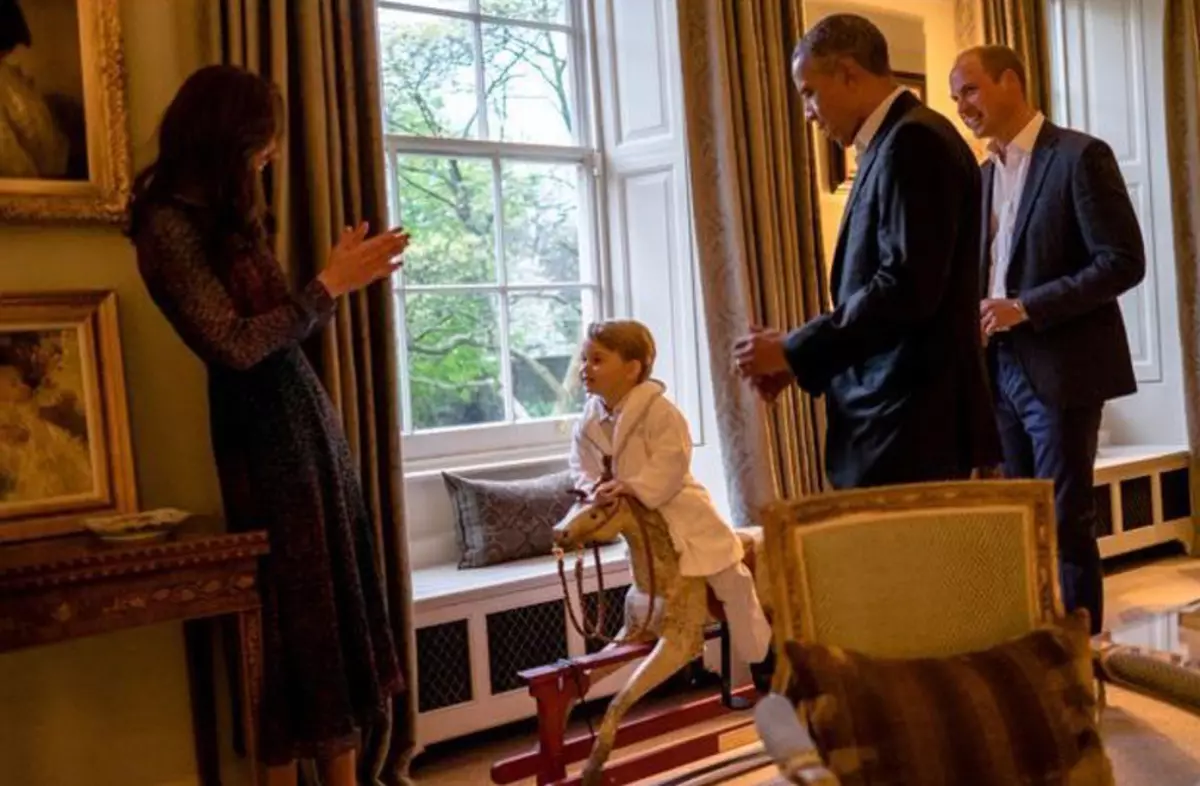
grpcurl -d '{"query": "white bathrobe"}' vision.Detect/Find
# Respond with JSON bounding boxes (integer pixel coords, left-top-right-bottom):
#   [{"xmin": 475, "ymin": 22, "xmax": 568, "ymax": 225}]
[{"xmin": 569, "ymin": 380, "xmax": 744, "ymax": 578}]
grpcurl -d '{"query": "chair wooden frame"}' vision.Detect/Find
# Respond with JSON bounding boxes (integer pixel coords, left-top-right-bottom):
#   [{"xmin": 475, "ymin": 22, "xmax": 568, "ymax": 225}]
[{"xmin": 763, "ymin": 479, "xmax": 1062, "ymax": 695}]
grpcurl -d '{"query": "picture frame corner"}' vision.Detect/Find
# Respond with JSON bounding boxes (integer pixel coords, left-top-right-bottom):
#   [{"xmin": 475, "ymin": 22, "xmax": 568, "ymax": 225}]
[
  {"xmin": 0, "ymin": 288, "xmax": 137, "ymax": 543},
  {"xmin": 0, "ymin": 0, "xmax": 134, "ymax": 225}
]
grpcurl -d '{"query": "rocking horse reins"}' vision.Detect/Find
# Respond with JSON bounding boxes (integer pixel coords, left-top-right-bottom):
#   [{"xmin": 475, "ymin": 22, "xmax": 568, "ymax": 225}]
[
  {"xmin": 554, "ymin": 498, "xmax": 658, "ymax": 645},
  {"xmin": 555, "ymin": 448, "xmax": 659, "ymax": 646}
]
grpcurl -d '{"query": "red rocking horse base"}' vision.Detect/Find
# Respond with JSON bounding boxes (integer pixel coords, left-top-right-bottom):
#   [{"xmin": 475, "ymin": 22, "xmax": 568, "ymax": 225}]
[{"xmin": 490, "ymin": 624, "xmax": 760, "ymax": 786}]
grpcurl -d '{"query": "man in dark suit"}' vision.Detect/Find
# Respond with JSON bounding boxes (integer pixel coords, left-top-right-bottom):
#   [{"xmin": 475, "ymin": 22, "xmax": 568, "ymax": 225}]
[
  {"xmin": 950, "ymin": 46, "xmax": 1145, "ymax": 634},
  {"xmin": 734, "ymin": 14, "xmax": 999, "ymax": 490}
]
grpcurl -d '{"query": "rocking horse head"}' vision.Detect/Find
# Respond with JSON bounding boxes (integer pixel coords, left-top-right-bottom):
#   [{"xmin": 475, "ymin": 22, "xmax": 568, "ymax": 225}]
[{"xmin": 552, "ymin": 488, "xmax": 634, "ymax": 551}]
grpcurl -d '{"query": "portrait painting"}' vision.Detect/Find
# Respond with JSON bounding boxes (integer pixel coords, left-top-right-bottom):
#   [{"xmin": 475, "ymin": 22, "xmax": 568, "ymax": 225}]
[
  {"xmin": 0, "ymin": 291, "xmax": 136, "ymax": 542},
  {"xmin": 0, "ymin": 0, "xmax": 131, "ymax": 223},
  {"xmin": 826, "ymin": 71, "xmax": 928, "ymax": 193}
]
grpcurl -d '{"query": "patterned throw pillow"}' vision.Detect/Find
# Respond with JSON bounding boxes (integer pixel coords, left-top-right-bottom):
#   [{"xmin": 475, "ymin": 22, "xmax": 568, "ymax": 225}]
[
  {"xmin": 782, "ymin": 608, "xmax": 1114, "ymax": 786},
  {"xmin": 443, "ymin": 470, "xmax": 579, "ymax": 568}
]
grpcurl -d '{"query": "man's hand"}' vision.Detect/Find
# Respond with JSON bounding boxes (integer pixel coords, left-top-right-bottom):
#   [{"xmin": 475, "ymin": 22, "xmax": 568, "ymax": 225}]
[
  {"xmin": 750, "ymin": 371, "xmax": 793, "ymax": 403},
  {"xmin": 980, "ymin": 298, "xmax": 1028, "ymax": 338},
  {"xmin": 593, "ymin": 479, "xmax": 628, "ymax": 506},
  {"xmin": 734, "ymin": 327, "xmax": 790, "ymax": 378}
]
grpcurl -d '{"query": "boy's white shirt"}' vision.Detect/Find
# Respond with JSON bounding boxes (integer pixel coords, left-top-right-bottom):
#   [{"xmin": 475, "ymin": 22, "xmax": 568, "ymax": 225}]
[{"xmin": 569, "ymin": 379, "xmax": 744, "ymax": 577}]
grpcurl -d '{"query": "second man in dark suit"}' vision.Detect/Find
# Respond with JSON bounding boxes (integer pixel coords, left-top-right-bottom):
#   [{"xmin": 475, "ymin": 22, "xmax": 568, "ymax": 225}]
[
  {"xmin": 735, "ymin": 14, "xmax": 999, "ymax": 489},
  {"xmin": 950, "ymin": 46, "xmax": 1146, "ymax": 634}
]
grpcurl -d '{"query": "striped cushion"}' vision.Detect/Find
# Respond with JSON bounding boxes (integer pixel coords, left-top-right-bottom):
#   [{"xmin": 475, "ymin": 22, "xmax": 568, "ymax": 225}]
[{"xmin": 783, "ymin": 609, "xmax": 1113, "ymax": 786}]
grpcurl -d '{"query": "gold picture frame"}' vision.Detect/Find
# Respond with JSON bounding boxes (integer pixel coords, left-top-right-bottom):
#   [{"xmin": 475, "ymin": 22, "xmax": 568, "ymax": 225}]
[
  {"xmin": 826, "ymin": 71, "xmax": 927, "ymax": 194},
  {"xmin": 0, "ymin": 291, "xmax": 137, "ymax": 542},
  {"xmin": 0, "ymin": 0, "xmax": 132, "ymax": 223}
]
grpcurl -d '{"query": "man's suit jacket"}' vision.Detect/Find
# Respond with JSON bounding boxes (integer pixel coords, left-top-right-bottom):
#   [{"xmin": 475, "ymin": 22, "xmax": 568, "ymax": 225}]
[
  {"xmin": 784, "ymin": 90, "xmax": 1000, "ymax": 489},
  {"xmin": 981, "ymin": 121, "xmax": 1145, "ymax": 407}
]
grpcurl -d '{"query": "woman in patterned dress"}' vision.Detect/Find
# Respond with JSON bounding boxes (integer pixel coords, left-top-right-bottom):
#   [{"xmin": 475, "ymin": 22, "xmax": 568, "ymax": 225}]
[{"xmin": 127, "ymin": 65, "xmax": 409, "ymax": 786}]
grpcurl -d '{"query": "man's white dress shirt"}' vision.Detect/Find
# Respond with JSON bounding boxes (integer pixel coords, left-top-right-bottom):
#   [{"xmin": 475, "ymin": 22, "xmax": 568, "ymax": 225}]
[
  {"xmin": 987, "ymin": 112, "xmax": 1046, "ymax": 299},
  {"xmin": 853, "ymin": 85, "xmax": 908, "ymax": 157}
]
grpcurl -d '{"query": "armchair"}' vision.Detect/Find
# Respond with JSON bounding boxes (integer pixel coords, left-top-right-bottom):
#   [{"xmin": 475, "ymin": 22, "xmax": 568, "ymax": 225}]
[{"xmin": 751, "ymin": 479, "xmax": 1200, "ymax": 785}]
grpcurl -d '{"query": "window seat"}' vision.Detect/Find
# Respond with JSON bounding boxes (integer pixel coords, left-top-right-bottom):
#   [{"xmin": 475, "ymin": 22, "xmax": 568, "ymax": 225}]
[
  {"xmin": 412, "ymin": 542, "xmax": 629, "ymax": 614},
  {"xmin": 411, "ymin": 542, "xmax": 634, "ymax": 751},
  {"xmin": 408, "ymin": 444, "xmax": 1193, "ymax": 752},
  {"xmin": 1092, "ymin": 444, "xmax": 1193, "ymax": 560}
]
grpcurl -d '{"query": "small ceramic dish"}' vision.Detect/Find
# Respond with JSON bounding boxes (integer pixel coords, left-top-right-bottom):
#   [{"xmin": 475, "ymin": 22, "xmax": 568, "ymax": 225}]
[{"xmin": 82, "ymin": 508, "xmax": 192, "ymax": 543}]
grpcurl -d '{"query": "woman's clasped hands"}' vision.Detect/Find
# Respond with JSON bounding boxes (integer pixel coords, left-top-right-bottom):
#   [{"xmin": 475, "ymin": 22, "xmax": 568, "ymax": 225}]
[{"xmin": 318, "ymin": 222, "xmax": 410, "ymax": 297}]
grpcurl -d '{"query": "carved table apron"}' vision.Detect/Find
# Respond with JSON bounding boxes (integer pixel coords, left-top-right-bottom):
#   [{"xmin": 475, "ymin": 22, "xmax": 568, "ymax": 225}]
[{"xmin": 0, "ymin": 519, "xmax": 269, "ymax": 786}]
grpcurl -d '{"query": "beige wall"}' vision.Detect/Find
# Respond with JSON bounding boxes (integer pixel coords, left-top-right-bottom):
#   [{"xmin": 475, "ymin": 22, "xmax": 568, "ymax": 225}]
[
  {"xmin": 0, "ymin": 2, "xmax": 235, "ymax": 784},
  {"xmin": 803, "ymin": 0, "xmax": 981, "ymax": 269}
]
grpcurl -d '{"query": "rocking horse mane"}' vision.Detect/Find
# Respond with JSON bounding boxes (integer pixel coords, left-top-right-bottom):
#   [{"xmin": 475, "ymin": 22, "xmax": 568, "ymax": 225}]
[
  {"xmin": 612, "ymin": 495, "xmax": 673, "ymax": 545},
  {"xmin": 611, "ymin": 495, "xmax": 682, "ymax": 591}
]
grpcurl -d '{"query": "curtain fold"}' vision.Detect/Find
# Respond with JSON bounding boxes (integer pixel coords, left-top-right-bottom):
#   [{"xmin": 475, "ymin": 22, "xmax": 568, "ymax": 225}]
[
  {"xmin": 1164, "ymin": 0, "xmax": 1200, "ymax": 553},
  {"xmin": 218, "ymin": 2, "xmax": 417, "ymax": 783},
  {"xmin": 957, "ymin": 0, "xmax": 1053, "ymax": 114},
  {"xmin": 677, "ymin": 0, "xmax": 829, "ymax": 523}
]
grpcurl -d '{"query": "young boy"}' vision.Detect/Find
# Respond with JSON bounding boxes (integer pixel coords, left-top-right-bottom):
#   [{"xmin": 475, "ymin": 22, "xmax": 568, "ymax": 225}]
[{"xmin": 570, "ymin": 319, "xmax": 774, "ymax": 688}]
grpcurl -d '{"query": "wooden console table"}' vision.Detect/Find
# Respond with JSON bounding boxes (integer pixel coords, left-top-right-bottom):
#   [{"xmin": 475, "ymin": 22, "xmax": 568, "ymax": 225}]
[{"xmin": 0, "ymin": 518, "xmax": 269, "ymax": 785}]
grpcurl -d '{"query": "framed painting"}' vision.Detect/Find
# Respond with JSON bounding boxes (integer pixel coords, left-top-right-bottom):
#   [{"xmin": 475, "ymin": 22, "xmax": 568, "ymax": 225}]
[
  {"xmin": 826, "ymin": 70, "xmax": 927, "ymax": 193},
  {"xmin": 0, "ymin": 291, "xmax": 137, "ymax": 542},
  {"xmin": 0, "ymin": 0, "xmax": 132, "ymax": 223}
]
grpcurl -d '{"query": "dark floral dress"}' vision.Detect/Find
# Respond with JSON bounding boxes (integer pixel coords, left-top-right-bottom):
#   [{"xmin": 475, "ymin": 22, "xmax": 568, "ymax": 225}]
[{"xmin": 134, "ymin": 200, "xmax": 403, "ymax": 765}]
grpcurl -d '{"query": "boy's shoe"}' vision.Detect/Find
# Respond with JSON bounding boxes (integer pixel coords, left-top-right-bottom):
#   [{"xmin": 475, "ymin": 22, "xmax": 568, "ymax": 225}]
[{"xmin": 750, "ymin": 646, "xmax": 776, "ymax": 693}]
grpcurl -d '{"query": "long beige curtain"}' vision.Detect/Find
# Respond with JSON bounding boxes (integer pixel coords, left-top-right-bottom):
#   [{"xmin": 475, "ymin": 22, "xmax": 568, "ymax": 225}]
[
  {"xmin": 956, "ymin": 0, "xmax": 1053, "ymax": 113},
  {"xmin": 216, "ymin": 2, "xmax": 417, "ymax": 784},
  {"xmin": 677, "ymin": 0, "xmax": 829, "ymax": 524},
  {"xmin": 1164, "ymin": 0, "xmax": 1200, "ymax": 553}
]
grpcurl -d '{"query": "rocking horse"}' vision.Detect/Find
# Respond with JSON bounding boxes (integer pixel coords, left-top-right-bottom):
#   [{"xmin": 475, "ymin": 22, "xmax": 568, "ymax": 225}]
[{"xmin": 490, "ymin": 490, "xmax": 772, "ymax": 786}]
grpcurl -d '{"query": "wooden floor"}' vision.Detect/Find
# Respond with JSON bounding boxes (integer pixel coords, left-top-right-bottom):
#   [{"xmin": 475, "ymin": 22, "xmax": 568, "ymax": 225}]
[{"xmin": 410, "ymin": 682, "xmax": 757, "ymax": 785}]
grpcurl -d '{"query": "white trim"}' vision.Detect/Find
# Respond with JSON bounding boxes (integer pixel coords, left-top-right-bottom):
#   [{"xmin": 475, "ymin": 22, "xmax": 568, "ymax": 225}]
[
  {"xmin": 384, "ymin": 135, "xmax": 595, "ymax": 163},
  {"xmin": 400, "ymin": 281, "xmax": 597, "ymax": 294},
  {"xmin": 413, "ymin": 542, "xmax": 627, "ymax": 610},
  {"xmin": 381, "ymin": 0, "xmax": 608, "ymax": 460},
  {"xmin": 412, "ymin": 547, "xmax": 639, "ymax": 749},
  {"xmin": 378, "ymin": 0, "xmax": 574, "ymax": 36},
  {"xmin": 470, "ymin": 0, "xmax": 489, "ymax": 140},
  {"xmin": 582, "ymin": 0, "xmax": 614, "ymax": 316},
  {"xmin": 1093, "ymin": 444, "xmax": 1194, "ymax": 559},
  {"xmin": 403, "ymin": 416, "xmax": 576, "ymax": 466},
  {"xmin": 492, "ymin": 156, "xmax": 515, "ymax": 423},
  {"xmin": 404, "ymin": 448, "xmax": 569, "ymax": 481}
]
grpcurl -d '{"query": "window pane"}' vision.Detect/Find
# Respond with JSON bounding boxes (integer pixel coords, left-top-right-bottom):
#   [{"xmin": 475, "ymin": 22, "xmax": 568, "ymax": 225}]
[
  {"xmin": 396, "ymin": 155, "xmax": 496, "ymax": 285},
  {"xmin": 407, "ymin": 292, "xmax": 505, "ymax": 430},
  {"xmin": 482, "ymin": 25, "xmax": 574, "ymax": 145},
  {"xmin": 503, "ymin": 162, "xmax": 580, "ymax": 284},
  {"xmin": 379, "ymin": 9, "xmax": 479, "ymax": 139},
  {"xmin": 509, "ymin": 290, "xmax": 588, "ymax": 420},
  {"xmin": 398, "ymin": 0, "xmax": 472, "ymax": 11},
  {"xmin": 481, "ymin": 0, "xmax": 569, "ymax": 25}
]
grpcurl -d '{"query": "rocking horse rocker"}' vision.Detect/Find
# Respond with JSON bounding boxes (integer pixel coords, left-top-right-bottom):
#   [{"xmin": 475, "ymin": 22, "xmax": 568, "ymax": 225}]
[{"xmin": 490, "ymin": 490, "xmax": 774, "ymax": 786}]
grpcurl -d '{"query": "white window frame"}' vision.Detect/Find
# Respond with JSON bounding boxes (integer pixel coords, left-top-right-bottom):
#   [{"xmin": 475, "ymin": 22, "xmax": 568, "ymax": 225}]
[
  {"xmin": 1043, "ymin": 0, "xmax": 1186, "ymax": 446},
  {"xmin": 376, "ymin": 0, "xmax": 610, "ymax": 472}
]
